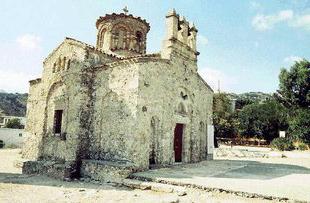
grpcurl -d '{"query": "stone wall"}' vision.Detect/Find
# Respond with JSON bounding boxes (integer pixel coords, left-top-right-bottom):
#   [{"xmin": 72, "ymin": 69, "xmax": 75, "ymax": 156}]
[
  {"xmin": 81, "ymin": 159, "xmax": 136, "ymax": 182},
  {"xmin": 89, "ymin": 60, "xmax": 140, "ymax": 163},
  {"xmin": 22, "ymin": 38, "xmax": 119, "ymax": 161},
  {"xmin": 135, "ymin": 56, "xmax": 213, "ymax": 167}
]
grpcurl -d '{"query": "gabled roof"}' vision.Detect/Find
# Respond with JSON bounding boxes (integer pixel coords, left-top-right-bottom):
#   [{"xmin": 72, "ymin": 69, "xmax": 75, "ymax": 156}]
[
  {"xmin": 43, "ymin": 37, "xmax": 122, "ymax": 65},
  {"xmin": 197, "ymin": 73, "xmax": 214, "ymax": 93}
]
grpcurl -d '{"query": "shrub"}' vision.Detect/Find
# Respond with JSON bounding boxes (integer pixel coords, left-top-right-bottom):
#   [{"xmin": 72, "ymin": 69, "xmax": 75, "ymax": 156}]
[
  {"xmin": 4, "ymin": 118, "xmax": 24, "ymax": 129},
  {"xmin": 0, "ymin": 140, "xmax": 5, "ymax": 148},
  {"xmin": 5, "ymin": 143, "xmax": 19, "ymax": 149},
  {"xmin": 288, "ymin": 108, "xmax": 310, "ymax": 144},
  {"xmin": 294, "ymin": 142, "xmax": 309, "ymax": 151},
  {"xmin": 298, "ymin": 143, "xmax": 308, "ymax": 151},
  {"xmin": 213, "ymin": 93, "xmax": 238, "ymax": 138},
  {"xmin": 238, "ymin": 99, "xmax": 288, "ymax": 142},
  {"xmin": 271, "ymin": 137, "xmax": 294, "ymax": 151}
]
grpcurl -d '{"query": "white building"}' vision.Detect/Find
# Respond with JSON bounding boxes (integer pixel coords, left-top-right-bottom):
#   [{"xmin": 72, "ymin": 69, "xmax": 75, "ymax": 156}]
[
  {"xmin": 0, "ymin": 128, "xmax": 24, "ymax": 148},
  {"xmin": 0, "ymin": 115, "xmax": 26, "ymax": 128}
]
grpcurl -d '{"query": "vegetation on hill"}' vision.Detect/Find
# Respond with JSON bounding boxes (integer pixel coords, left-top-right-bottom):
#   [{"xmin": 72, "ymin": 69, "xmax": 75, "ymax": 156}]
[
  {"xmin": 4, "ymin": 118, "xmax": 25, "ymax": 129},
  {"xmin": 213, "ymin": 93, "xmax": 238, "ymax": 139},
  {"xmin": 213, "ymin": 92, "xmax": 287, "ymax": 142},
  {"xmin": 0, "ymin": 93, "xmax": 28, "ymax": 117},
  {"xmin": 238, "ymin": 99, "xmax": 288, "ymax": 142},
  {"xmin": 213, "ymin": 59, "xmax": 310, "ymax": 150},
  {"xmin": 227, "ymin": 92, "xmax": 273, "ymax": 110}
]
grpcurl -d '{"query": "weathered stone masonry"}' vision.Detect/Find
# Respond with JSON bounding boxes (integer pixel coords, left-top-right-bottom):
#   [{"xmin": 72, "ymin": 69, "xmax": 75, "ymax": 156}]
[{"xmin": 22, "ymin": 9, "xmax": 214, "ymax": 181}]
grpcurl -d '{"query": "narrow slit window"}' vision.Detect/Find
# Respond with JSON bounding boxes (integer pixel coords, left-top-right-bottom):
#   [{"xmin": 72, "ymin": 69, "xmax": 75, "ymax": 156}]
[
  {"xmin": 136, "ymin": 31, "xmax": 142, "ymax": 43},
  {"xmin": 53, "ymin": 110, "xmax": 63, "ymax": 134}
]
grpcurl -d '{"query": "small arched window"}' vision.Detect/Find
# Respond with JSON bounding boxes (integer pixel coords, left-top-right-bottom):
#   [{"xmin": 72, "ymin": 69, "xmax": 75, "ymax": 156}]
[
  {"xmin": 177, "ymin": 102, "xmax": 187, "ymax": 115},
  {"xmin": 136, "ymin": 31, "xmax": 143, "ymax": 43},
  {"xmin": 100, "ymin": 29, "xmax": 106, "ymax": 47}
]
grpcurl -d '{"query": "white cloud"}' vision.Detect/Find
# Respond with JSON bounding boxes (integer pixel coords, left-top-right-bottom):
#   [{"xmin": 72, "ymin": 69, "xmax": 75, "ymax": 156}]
[
  {"xmin": 16, "ymin": 34, "xmax": 41, "ymax": 50},
  {"xmin": 198, "ymin": 67, "xmax": 238, "ymax": 92},
  {"xmin": 252, "ymin": 10, "xmax": 310, "ymax": 31},
  {"xmin": 197, "ymin": 34, "xmax": 209, "ymax": 46},
  {"xmin": 0, "ymin": 70, "xmax": 34, "ymax": 93},
  {"xmin": 284, "ymin": 55, "xmax": 303, "ymax": 64},
  {"xmin": 252, "ymin": 10, "xmax": 294, "ymax": 31},
  {"xmin": 291, "ymin": 14, "xmax": 310, "ymax": 30},
  {"xmin": 0, "ymin": 35, "xmax": 43, "ymax": 93}
]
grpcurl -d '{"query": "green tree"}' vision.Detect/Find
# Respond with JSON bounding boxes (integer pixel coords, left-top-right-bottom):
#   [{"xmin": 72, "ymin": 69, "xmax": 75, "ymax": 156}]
[
  {"xmin": 275, "ymin": 59, "xmax": 310, "ymax": 143},
  {"xmin": 276, "ymin": 59, "xmax": 310, "ymax": 108},
  {"xmin": 213, "ymin": 93, "xmax": 238, "ymax": 138},
  {"xmin": 235, "ymin": 98, "xmax": 254, "ymax": 110},
  {"xmin": 238, "ymin": 99, "xmax": 288, "ymax": 142},
  {"xmin": 288, "ymin": 109, "xmax": 310, "ymax": 144},
  {"xmin": 4, "ymin": 118, "xmax": 24, "ymax": 129}
]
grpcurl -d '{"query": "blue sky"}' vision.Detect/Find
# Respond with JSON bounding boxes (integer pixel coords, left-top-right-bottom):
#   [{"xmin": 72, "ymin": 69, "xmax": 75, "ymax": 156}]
[{"xmin": 0, "ymin": 0, "xmax": 309, "ymax": 93}]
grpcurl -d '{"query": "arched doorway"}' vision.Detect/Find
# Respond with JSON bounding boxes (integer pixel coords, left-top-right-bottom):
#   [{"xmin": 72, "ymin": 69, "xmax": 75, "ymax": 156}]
[{"xmin": 174, "ymin": 123, "xmax": 184, "ymax": 162}]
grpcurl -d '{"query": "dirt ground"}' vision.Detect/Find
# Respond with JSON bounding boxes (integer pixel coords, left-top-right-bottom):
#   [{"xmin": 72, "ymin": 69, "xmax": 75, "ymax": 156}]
[
  {"xmin": 134, "ymin": 157, "xmax": 310, "ymax": 202},
  {"xmin": 0, "ymin": 149, "xmax": 281, "ymax": 203}
]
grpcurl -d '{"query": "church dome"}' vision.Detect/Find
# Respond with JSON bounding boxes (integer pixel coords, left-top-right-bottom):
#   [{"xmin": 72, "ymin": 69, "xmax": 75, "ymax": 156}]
[{"xmin": 96, "ymin": 9, "xmax": 150, "ymax": 56}]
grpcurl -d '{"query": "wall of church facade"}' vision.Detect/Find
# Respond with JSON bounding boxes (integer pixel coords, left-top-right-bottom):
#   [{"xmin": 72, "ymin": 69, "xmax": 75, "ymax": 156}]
[
  {"xmin": 90, "ymin": 62, "xmax": 140, "ymax": 164},
  {"xmin": 135, "ymin": 57, "xmax": 213, "ymax": 168},
  {"xmin": 23, "ymin": 39, "xmax": 118, "ymax": 161},
  {"xmin": 23, "ymin": 40, "xmax": 213, "ymax": 173}
]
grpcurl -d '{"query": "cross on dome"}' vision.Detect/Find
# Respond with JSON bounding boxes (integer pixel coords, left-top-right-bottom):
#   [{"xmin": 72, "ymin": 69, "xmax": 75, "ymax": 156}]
[{"xmin": 123, "ymin": 6, "xmax": 129, "ymax": 14}]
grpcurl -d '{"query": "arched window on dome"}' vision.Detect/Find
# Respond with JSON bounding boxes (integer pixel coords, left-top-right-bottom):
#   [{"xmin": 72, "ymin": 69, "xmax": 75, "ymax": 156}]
[
  {"xmin": 98, "ymin": 28, "xmax": 106, "ymax": 48},
  {"xmin": 136, "ymin": 31, "xmax": 143, "ymax": 42},
  {"xmin": 136, "ymin": 31, "xmax": 143, "ymax": 52},
  {"xmin": 112, "ymin": 25, "xmax": 128, "ymax": 49}
]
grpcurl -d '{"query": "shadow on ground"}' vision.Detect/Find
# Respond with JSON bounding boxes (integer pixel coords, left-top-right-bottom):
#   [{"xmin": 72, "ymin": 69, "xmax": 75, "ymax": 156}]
[
  {"xmin": 0, "ymin": 148, "xmax": 132, "ymax": 191},
  {"xmin": 138, "ymin": 159, "xmax": 310, "ymax": 180},
  {"xmin": 0, "ymin": 172, "xmax": 131, "ymax": 191}
]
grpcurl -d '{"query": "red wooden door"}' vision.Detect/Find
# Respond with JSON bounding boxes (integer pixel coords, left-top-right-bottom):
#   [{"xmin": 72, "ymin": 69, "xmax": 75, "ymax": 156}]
[{"xmin": 174, "ymin": 124, "xmax": 184, "ymax": 162}]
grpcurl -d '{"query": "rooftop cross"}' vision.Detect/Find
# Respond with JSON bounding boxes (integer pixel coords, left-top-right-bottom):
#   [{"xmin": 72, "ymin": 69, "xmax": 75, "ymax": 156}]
[{"xmin": 123, "ymin": 6, "xmax": 129, "ymax": 15}]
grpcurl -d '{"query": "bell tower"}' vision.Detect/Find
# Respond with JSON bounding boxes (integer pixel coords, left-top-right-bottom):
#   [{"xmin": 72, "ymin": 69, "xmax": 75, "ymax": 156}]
[
  {"xmin": 96, "ymin": 8, "xmax": 150, "ymax": 57},
  {"xmin": 161, "ymin": 9, "xmax": 199, "ymax": 61}
]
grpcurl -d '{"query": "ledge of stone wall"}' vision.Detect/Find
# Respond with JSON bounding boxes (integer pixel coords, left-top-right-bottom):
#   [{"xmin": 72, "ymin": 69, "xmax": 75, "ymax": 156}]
[
  {"xmin": 22, "ymin": 160, "xmax": 77, "ymax": 180},
  {"xmin": 81, "ymin": 159, "xmax": 137, "ymax": 182}
]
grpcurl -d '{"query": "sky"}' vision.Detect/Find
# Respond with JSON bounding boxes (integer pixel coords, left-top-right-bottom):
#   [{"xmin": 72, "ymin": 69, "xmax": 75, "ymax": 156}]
[{"xmin": 0, "ymin": 0, "xmax": 309, "ymax": 93}]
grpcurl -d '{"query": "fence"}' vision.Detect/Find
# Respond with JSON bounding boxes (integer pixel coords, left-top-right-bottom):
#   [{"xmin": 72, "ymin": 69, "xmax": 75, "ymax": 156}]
[{"xmin": 217, "ymin": 137, "xmax": 269, "ymax": 147}]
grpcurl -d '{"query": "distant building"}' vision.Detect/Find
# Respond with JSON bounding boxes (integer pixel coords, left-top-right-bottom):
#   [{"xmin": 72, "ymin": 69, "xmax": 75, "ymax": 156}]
[
  {"xmin": 0, "ymin": 128, "xmax": 24, "ymax": 148},
  {"xmin": 0, "ymin": 115, "xmax": 26, "ymax": 128},
  {"xmin": 230, "ymin": 98, "xmax": 237, "ymax": 112}
]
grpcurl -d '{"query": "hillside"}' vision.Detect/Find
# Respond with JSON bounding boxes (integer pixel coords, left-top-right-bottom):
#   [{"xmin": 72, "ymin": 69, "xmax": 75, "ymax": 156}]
[
  {"xmin": 227, "ymin": 92, "xmax": 273, "ymax": 102},
  {"xmin": 0, "ymin": 93, "xmax": 28, "ymax": 117},
  {"xmin": 0, "ymin": 91, "xmax": 272, "ymax": 117},
  {"xmin": 222, "ymin": 92, "xmax": 273, "ymax": 110}
]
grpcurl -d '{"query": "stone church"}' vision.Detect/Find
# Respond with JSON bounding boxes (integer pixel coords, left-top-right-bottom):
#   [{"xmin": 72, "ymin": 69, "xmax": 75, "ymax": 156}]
[{"xmin": 22, "ymin": 9, "xmax": 214, "ymax": 181}]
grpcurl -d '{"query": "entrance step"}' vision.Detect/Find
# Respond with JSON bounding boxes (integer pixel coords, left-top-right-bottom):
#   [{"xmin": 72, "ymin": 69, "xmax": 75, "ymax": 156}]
[{"xmin": 122, "ymin": 179, "xmax": 187, "ymax": 196}]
